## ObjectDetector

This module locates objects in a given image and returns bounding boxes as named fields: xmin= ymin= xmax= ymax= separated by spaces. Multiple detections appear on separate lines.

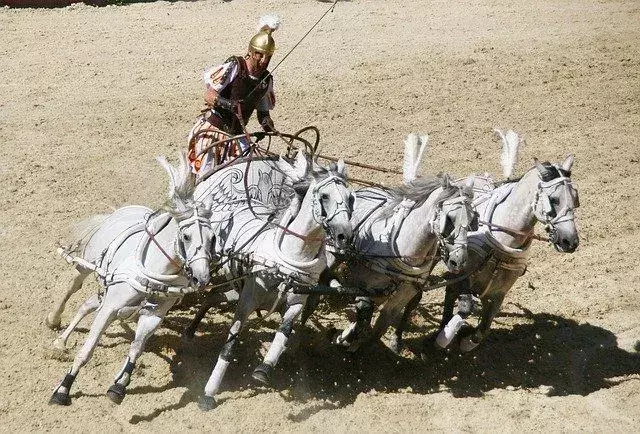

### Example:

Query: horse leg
xmin=332 ymin=296 xmax=374 ymax=348
xmin=371 ymin=283 xmax=419 ymax=345
xmin=459 ymin=293 xmax=505 ymax=352
xmin=183 ymin=290 xmax=240 ymax=339
xmin=389 ymin=291 xmax=422 ymax=354
xmin=252 ymin=292 xmax=308 ymax=385
xmin=106 ymin=297 xmax=177 ymax=404
xmin=46 ymin=270 xmax=90 ymax=329
xmin=52 ymin=293 xmax=101 ymax=351
xmin=199 ymin=278 xmax=261 ymax=411
xmin=434 ymin=277 xmax=473 ymax=349
xmin=182 ymin=295 xmax=215 ymax=339
xmin=49 ymin=285 xmax=140 ymax=406
xmin=300 ymin=267 xmax=332 ymax=325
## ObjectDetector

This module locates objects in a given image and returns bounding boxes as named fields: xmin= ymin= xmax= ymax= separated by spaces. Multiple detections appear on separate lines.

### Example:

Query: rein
xmin=143 ymin=216 xmax=184 ymax=271
xmin=478 ymin=219 xmax=549 ymax=242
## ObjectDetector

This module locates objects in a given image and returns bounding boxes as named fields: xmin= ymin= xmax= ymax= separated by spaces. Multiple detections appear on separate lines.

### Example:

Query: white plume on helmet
xmin=257 ymin=14 xmax=281 ymax=33
xmin=494 ymin=128 xmax=525 ymax=179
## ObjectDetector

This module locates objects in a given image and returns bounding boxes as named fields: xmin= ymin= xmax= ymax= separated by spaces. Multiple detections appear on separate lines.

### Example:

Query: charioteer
xmin=187 ymin=14 xmax=280 ymax=175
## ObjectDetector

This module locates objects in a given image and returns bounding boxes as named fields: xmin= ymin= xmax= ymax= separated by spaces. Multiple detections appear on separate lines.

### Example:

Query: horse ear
xmin=336 ymin=159 xmax=347 ymax=177
xmin=440 ymin=173 xmax=452 ymax=188
xmin=462 ymin=179 xmax=475 ymax=199
xmin=279 ymin=154 xmax=302 ymax=182
xmin=295 ymin=150 xmax=309 ymax=178
xmin=463 ymin=177 xmax=474 ymax=196
xmin=203 ymin=194 xmax=214 ymax=211
xmin=534 ymin=157 xmax=546 ymax=174
xmin=560 ymin=155 xmax=574 ymax=172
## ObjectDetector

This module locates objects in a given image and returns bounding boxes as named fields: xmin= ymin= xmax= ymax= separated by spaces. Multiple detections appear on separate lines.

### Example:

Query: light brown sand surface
xmin=1 ymin=0 xmax=639 ymax=431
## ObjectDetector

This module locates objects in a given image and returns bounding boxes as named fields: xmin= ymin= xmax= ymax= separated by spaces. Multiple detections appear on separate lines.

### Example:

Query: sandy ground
xmin=1 ymin=0 xmax=639 ymax=431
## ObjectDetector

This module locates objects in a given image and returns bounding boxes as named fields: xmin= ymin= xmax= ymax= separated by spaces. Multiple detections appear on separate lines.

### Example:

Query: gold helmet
xmin=248 ymin=14 xmax=281 ymax=56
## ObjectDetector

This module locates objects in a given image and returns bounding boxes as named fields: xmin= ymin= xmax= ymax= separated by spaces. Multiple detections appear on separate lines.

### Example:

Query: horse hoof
xmin=459 ymin=336 xmax=479 ymax=353
xmin=198 ymin=395 xmax=217 ymax=411
xmin=52 ymin=338 xmax=67 ymax=352
xmin=45 ymin=313 xmax=61 ymax=330
xmin=49 ymin=391 xmax=71 ymax=406
xmin=106 ymin=383 xmax=126 ymax=404
xmin=252 ymin=363 xmax=273 ymax=385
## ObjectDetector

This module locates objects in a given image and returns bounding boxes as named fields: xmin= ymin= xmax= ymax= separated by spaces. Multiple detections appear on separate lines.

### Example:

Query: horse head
xmin=283 ymin=151 xmax=354 ymax=250
xmin=435 ymin=175 xmax=475 ymax=273
xmin=158 ymin=152 xmax=215 ymax=286
xmin=532 ymin=155 xmax=580 ymax=252
xmin=311 ymin=159 xmax=355 ymax=250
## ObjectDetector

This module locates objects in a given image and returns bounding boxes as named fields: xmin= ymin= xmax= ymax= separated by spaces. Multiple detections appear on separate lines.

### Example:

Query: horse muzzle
xmin=549 ymin=222 xmax=579 ymax=253
xmin=187 ymin=256 xmax=212 ymax=287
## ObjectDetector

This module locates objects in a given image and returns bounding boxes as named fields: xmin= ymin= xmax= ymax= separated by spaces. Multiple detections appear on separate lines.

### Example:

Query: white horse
xmin=49 ymin=152 xmax=215 ymax=406
xmin=317 ymin=135 xmax=476 ymax=352
xmin=392 ymin=130 xmax=580 ymax=352
xmin=195 ymin=151 xmax=354 ymax=410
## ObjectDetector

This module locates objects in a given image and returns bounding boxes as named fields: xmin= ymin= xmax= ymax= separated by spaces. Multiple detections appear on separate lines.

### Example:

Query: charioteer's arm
xmin=202 ymin=58 xmax=240 ymax=111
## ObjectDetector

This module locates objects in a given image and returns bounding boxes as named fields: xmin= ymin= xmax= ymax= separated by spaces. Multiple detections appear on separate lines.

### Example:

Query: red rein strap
xmin=144 ymin=225 xmax=184 ymax=270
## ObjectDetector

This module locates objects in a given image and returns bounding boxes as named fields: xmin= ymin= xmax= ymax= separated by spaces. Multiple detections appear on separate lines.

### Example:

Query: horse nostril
xmin=337 ymin=233 xmax=345 ymax=242
xmin=449 ymin=260 xmax=458 ymax=268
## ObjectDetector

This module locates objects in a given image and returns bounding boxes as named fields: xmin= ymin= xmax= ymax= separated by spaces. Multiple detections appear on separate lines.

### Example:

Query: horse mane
xmin=290 ymin=160 xmax=347 ymax=192
xmin=381 ymin=174 xmax=459 ymax=217
xmin=495 ymin=160 xmax=565 ymax=187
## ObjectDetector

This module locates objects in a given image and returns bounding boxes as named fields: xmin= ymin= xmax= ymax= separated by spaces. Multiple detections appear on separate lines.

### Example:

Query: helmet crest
xmin=249 ymin=14 xmax=281 ymax=56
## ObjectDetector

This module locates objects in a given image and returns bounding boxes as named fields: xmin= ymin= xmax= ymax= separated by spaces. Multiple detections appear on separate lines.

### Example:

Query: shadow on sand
xmin=113 ymin=301 xmax=640 ymax=423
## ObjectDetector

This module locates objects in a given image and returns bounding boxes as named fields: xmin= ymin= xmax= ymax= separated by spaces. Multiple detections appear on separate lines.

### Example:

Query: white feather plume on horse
xmin=494 ymin=128 xmax=525 ymax=179
xmin=402 ymin=133 xmax=429 ymax=183
xmin=258 ymin=14 xmax=281 ymax=33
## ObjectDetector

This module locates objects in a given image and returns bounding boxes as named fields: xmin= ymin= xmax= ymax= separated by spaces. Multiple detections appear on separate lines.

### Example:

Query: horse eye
xmin=320 ymin=193 xmax=329 ymax=201
xmin=183 ymin=233 xmax=191 ymax=242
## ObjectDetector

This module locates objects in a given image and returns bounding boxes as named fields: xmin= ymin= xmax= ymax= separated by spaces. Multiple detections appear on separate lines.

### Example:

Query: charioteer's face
xmin=247 ymin=50 xmax=271 ymax=75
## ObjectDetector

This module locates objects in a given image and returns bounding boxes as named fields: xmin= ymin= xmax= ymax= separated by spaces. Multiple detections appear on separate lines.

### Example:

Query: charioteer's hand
xmin=260 ymin=116 xmax=276 ymax=133
xmin=204 ymin=88 xmax=217 ymax=107
xmin=215 ymin=96 xmax=240 ymax=112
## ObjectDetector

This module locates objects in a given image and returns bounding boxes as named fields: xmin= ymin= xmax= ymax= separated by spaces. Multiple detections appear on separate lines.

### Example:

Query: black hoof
xmin=181 ymin=328 xmax=195 ymax=341
xmin=106 ymin=383 xmax=126 ymax=405
xmin=419 ymin=332 xmax=441 ymax=361
xmin=252 ymin=363 xmax=273 ymax=385
xmin=198 ymin=395 xmax=217 ymax=411
xmin=49 ymin=391 xmax=71 ymax=406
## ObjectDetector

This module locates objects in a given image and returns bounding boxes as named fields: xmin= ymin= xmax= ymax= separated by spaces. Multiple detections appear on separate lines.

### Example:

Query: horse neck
xmin=394 ymin=188 xmax=441 ymax=264
xmin=280 ymin=183 xmax=325 ymax=262
xmin=490 ymin=169 xmax=539 ymax=248
xmin=141 ymin=216 xmax=181 ymax=275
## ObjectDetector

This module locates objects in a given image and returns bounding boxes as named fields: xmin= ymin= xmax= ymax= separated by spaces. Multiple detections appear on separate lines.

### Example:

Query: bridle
xmin=433 ymin=194 xmax=473 ymax=264
xmin=311 ymin=174 xmax=351 ymax=235
xmin=144 ymin=204 xmax=213 ymax=282
xmin=532 ymin=174 xmax=578 ymax=239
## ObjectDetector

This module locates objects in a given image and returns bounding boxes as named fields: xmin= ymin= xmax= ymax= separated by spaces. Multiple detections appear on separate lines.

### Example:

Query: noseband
xmin=432 ymin=194 xmax=472 ymax=262
xmin=532 ymin=175 xmax=577 ymax=231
